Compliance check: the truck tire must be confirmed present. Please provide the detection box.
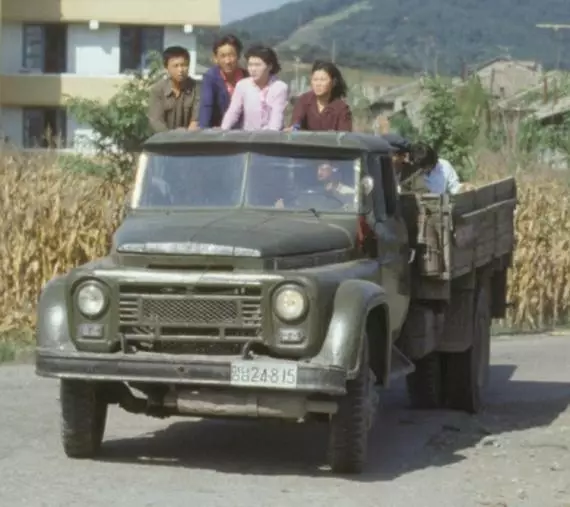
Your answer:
[60,379,108,458]
[443,278,491,413]
[405,351,444,409]
[328,339,372,474]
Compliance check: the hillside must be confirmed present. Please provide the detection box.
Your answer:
[221,0,570,74]
[221,0,294,23]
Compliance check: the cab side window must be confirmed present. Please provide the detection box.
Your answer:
[380,155,399,216]
[366,154,386,220]
[367,153,398,220]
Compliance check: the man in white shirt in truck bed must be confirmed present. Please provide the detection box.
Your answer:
[410,142,462,195]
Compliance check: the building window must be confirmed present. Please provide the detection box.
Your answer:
[23,108,67,149]
[22,24,67,73]
[120,26,164,72]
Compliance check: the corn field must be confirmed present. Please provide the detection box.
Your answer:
[0,151,569,335]
[0,154,130,332]
[506,175,570,329]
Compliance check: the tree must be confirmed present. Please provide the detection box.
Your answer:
[389,111,420,141]
[418,76,492,179]
[64,53,164,177]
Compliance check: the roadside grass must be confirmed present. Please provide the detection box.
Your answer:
[0,329,34,364]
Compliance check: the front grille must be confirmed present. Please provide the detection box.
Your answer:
[141,298,239,324]
[117,284,263,351]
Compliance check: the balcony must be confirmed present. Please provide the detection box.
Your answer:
[0,73,128,107]
[2,0,220,27]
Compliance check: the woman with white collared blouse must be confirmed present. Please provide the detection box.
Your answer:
[220,45,289,131]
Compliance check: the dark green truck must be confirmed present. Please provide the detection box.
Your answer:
[35,130,516,474]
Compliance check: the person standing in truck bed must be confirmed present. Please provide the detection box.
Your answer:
[198,34,248,129]
[220,45,289,131]
[147,46,199,133]
[408,142,462,194]
[287,61,353,132]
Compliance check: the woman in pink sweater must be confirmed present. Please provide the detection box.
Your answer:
[221,45,289,131]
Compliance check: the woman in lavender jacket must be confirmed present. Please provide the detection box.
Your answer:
[220,45,289,131]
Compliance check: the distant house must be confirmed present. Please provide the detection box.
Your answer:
[530,96,570,124]
[494,70,570,121]
[368,79,424,117]
[368,75,454,130]
[466,56,543,99]
[366,56,551,132]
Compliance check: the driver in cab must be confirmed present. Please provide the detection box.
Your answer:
[275,161,354,209]
[316,162,354,198]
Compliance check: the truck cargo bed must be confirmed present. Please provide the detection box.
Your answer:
[400,176,517,283]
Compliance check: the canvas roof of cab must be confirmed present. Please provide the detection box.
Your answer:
[143,129,393,153]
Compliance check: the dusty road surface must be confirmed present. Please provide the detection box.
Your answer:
[1,334,569,507]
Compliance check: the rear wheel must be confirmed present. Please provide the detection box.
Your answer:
[406,351,444,409]
[328,339,374,474]
[443,278,491,413]
[60,380,108,458]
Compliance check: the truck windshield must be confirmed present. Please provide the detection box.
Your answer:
[132,151,361,212]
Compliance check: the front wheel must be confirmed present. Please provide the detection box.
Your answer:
[60,380,108,458]
[328,339,375,474]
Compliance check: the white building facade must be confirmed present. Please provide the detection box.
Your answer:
[0,0,220,151]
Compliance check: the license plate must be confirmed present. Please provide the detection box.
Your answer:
[230,361,298,388]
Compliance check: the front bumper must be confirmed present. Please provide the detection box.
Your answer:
[36,349,347,396]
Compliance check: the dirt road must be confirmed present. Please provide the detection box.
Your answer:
[1,334,569,507]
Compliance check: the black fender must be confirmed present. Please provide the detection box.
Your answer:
[312,279,391,380]
[35,275,75,354]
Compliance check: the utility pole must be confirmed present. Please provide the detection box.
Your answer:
[433,49,439,76]
[425,36,437,76]
[536,23,570,68]
[294,56,301,92]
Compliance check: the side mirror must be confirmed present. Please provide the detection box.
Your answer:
[360,175,374,196]
[359,175,375,215]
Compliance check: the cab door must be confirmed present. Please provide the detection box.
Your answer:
[366,153,411,333]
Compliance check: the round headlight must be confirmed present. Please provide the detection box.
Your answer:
[273,285,307,322]
[76,283,107,317]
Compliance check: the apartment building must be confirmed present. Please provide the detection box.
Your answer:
[0,0,220,151]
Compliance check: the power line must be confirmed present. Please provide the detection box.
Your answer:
[536,23,570,69]
[536,23,570,31]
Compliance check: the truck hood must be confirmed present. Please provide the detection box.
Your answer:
[112,211,356,258]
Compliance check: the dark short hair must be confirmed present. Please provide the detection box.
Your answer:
[213,34,243,56]
[244,44,282,75]
[410,142,438,168]
[162,46,190,66]
[311,60,348,100]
